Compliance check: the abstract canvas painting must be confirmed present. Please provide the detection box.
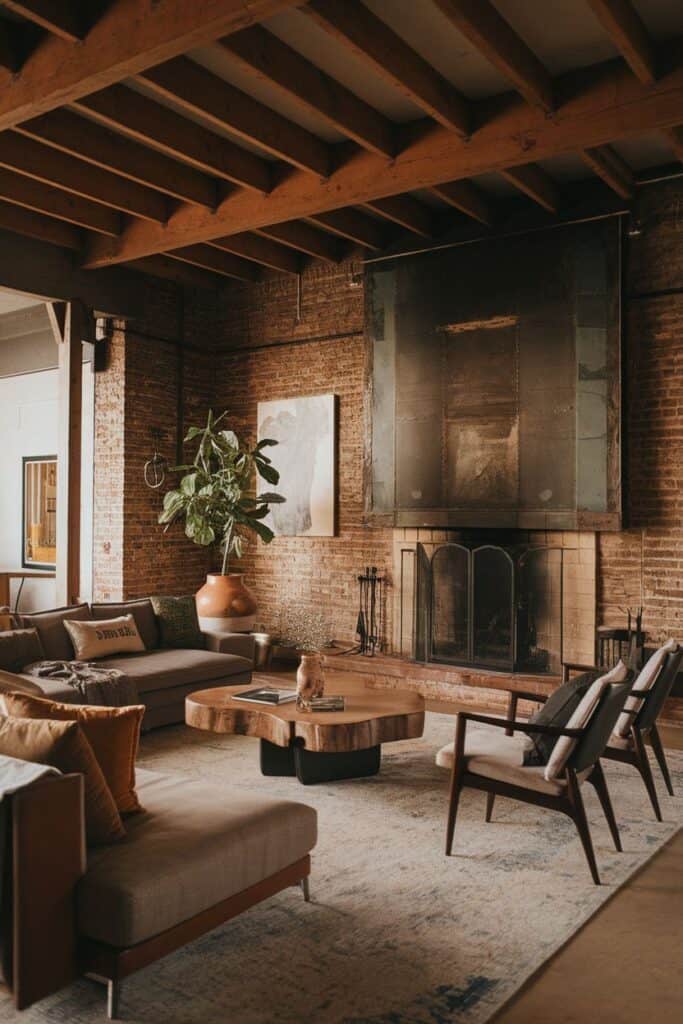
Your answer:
[257,394,336,536]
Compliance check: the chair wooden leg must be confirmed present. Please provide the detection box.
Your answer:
[566,769,601,884]
[632,727,663,821]
[649,725,674,796]
[505,693,518,736]
[588,761,622,852]
[485,792,495,822]
[445,765,464,855]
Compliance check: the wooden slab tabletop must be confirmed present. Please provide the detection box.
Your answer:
[186,672,426,753]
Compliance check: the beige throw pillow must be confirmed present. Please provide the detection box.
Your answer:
[64,615,145,660]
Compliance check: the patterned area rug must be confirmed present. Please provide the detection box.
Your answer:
[4,713,682,1024]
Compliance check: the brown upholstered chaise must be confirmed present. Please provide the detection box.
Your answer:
[0,599,255,729]
[1,765,317,1019]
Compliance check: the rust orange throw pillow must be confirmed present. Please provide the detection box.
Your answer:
[3,692,145,816]
[0,716,125,846]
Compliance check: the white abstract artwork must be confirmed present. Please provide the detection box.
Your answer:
[257,394,336,537]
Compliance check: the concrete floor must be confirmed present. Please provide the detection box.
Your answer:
[493,724,683,1024]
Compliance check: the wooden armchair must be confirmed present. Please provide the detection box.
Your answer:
[564,645,682,820]
[437,678,631,884]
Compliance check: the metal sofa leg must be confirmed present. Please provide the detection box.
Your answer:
[300,876,311,902]
[107,979,121,1020]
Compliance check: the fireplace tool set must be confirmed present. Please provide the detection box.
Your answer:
[355,566,385,656]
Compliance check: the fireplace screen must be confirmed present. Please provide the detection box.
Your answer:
[422,541,563,673]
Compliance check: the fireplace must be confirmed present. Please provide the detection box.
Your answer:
[415,534,565,674]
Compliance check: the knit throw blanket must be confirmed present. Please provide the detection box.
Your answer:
[24,660,138,707]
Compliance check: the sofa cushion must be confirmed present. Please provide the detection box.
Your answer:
[91,600,160,651]
[0,628,44,673]
[93,648,252,695]
[64,615,145,660]
[19,603,91,661]
[0,716,125,846]
[3,691,145,816]
[78,768,317,947]
[150,595,204,650]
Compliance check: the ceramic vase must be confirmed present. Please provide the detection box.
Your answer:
[296,653,325,711]
[195,573,258,632]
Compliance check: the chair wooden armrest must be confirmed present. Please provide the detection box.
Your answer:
[4,773,85,1010]
[504,689,549,736]
[457,711,583,739]
[562,662,600,682]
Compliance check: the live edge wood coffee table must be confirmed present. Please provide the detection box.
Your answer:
[186,673,425,785]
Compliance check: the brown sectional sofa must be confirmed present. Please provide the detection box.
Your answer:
[0,599,255,729]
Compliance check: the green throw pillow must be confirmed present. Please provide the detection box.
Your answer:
[150,596,205,650]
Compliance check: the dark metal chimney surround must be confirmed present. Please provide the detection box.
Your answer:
[416,535,565,675]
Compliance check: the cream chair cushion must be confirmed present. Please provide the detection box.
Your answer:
[544,660,629,781]
[613,639,677,739]
[78,768,318,947]
[436,724,575,797]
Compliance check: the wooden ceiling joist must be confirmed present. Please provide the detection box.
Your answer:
[581,145,634,199]
[124,254,229,292]
[73,85,271,194]
[0,0,303,131]
[2,1,85,43]
[500,164,560,213]
[83,52,683,268]
[0,130,169,223]
[587,0,656,84]
[137,57,331,177]
[433,0,554,112]
[305,0,469,135]
[168,244,262,283]
[211,232,301,274]
[18,110,218,208]
[220,25,395,158]
[0,167,121,235]
[429,180,495,226]
[256,221,342,263]
[307,209,387,250]
[362,195,433,238]
[0,197,81,249]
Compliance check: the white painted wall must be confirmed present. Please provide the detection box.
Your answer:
[0,364,94,613]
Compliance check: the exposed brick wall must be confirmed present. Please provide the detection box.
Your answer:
[598,179,683,643]
[92,324,126,600]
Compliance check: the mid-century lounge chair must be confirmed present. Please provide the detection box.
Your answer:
[562,640,682,821]
[436,664,631,884]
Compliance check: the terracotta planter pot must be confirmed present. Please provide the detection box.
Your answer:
[195,573,257,633]
[296,653,325,711]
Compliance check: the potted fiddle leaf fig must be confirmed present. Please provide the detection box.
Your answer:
[159,409,285,631]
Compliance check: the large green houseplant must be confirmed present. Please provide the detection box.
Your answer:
[159,409,285,630]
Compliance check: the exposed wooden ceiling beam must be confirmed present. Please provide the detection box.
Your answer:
[0,130,169,222]
[305,0,469,135]
[82,52,683,268]
[0,19,22,72]
[220,25,394,157]
[428,180,495,225]
[256,220,342,263]
[433,0,554,112]
[500,164,560,212]
[0,168,121,235]
[0,0,302,131]
[1,1,85,43]
[73,85,271,194]
[0,197,81,249]
[137,58,330,178]
[210,232,301,274]
[663,126,683,163]
[363,195,433,238]
[18,109,217,208]
[168,244,262,283]
[124,254,229,292]
[581,145,634,199]
[587,0,656,84]
[307,209,387,251]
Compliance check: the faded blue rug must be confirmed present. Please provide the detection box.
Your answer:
[3,713,681,1023]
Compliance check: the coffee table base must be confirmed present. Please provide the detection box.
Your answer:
[259,739,381,785]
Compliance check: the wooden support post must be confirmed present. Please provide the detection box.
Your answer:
[48,300,86,606]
